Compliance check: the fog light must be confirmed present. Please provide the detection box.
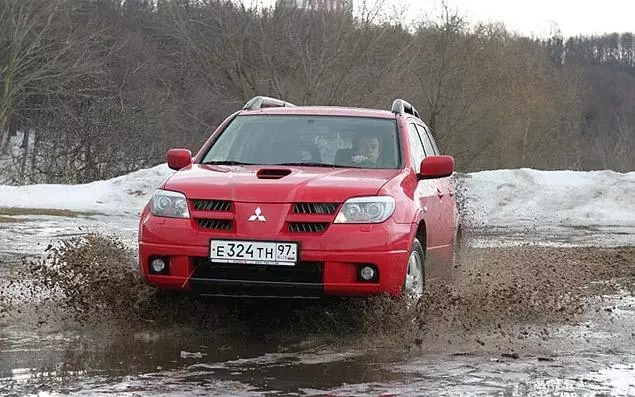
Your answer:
[150,258,166,273]
[359,266,376,281]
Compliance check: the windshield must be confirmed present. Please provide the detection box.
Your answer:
[200,115,401,169]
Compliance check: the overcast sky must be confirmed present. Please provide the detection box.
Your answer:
[388,0,634,38]
[255,0,633,38]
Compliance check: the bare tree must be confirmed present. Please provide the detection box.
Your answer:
[1,0,634,184]
[0,0,114,156]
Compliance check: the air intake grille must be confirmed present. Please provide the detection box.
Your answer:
[192,199,231,211]
[288,222,329,233]
[191,258,323,284]
[292,203,338,214]
[196,219,232,230]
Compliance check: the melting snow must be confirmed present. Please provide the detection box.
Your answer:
[458,168,635,247]
[0,164,174,215]
[461,168,635,229]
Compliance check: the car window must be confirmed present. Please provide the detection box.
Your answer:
[424,125,440,154]
[200,115,401,169]
[415,123,435,156]
[407,123,426,171]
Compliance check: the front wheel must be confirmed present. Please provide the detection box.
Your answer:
[402,238,425,299]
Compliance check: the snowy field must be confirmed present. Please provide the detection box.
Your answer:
[0,164,634,255]
[459,168,635,247]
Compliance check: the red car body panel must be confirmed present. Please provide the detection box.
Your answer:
[138,101,459,298]
[163,164,400,203]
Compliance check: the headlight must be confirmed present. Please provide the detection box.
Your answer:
[151,189,190,218]
[334,196,395,224]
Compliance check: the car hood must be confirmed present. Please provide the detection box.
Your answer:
[162,164,400,203]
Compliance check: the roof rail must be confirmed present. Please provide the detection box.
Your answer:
[391,99,420,119]
[243,95,296,110]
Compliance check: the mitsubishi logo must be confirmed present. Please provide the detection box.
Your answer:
[248,207,266,222]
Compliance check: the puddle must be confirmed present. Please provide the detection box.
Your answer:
[2,313,634,396]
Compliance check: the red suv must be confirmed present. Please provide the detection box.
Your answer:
[138,96,459,299]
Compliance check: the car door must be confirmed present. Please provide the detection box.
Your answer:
[407,121,443,250]
[416,123,455,247]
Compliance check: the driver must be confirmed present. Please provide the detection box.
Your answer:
[351,132,382,165]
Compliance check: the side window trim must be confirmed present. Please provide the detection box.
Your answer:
[421,124,440,155]
[414,123,433,156]
[407,121,426,171]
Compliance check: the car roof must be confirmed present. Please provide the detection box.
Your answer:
[238,106,398,119]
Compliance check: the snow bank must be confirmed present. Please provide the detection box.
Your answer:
[1,164,634,234]
[459,168,635,229]
[0,164,174,215]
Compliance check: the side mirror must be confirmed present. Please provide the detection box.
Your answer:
[418,155,454,179]
[167,148,192,170]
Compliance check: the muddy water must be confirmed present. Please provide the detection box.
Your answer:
[1,236,635,396]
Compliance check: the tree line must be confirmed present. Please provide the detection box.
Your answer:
[1,0,633,184]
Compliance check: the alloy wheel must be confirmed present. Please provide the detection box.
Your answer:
[404,249,424,299]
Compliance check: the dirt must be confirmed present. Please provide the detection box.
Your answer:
[413,244,635,354]
[1,234,634,395]
[0,216,23,223]
[0,207,102,217]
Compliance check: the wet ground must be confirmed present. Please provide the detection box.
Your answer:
[1,209,634,257]
[1,228,634,396]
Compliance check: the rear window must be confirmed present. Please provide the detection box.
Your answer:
[200,115,401,169]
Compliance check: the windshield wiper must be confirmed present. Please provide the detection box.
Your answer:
[202,160,257,166]
[273,162,360,168]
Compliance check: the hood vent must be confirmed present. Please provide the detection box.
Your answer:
[256,168,292,179]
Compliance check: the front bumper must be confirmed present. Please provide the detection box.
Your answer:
[139,216,412,298]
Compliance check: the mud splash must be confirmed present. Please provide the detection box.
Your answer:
[419,247,635,361]
[2,233,634,353]
[1,234,419,348]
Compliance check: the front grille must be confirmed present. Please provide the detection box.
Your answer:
[196,219,232,230]
[191,258,323,284]
[192,199,231,212]
[292,202,338,214]
[288,222,329,233]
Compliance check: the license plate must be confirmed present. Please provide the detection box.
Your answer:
[209,239,298,266]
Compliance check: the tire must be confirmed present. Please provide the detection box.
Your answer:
[402,238,425,299]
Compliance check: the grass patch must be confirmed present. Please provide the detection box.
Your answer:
[0,207,102,218]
